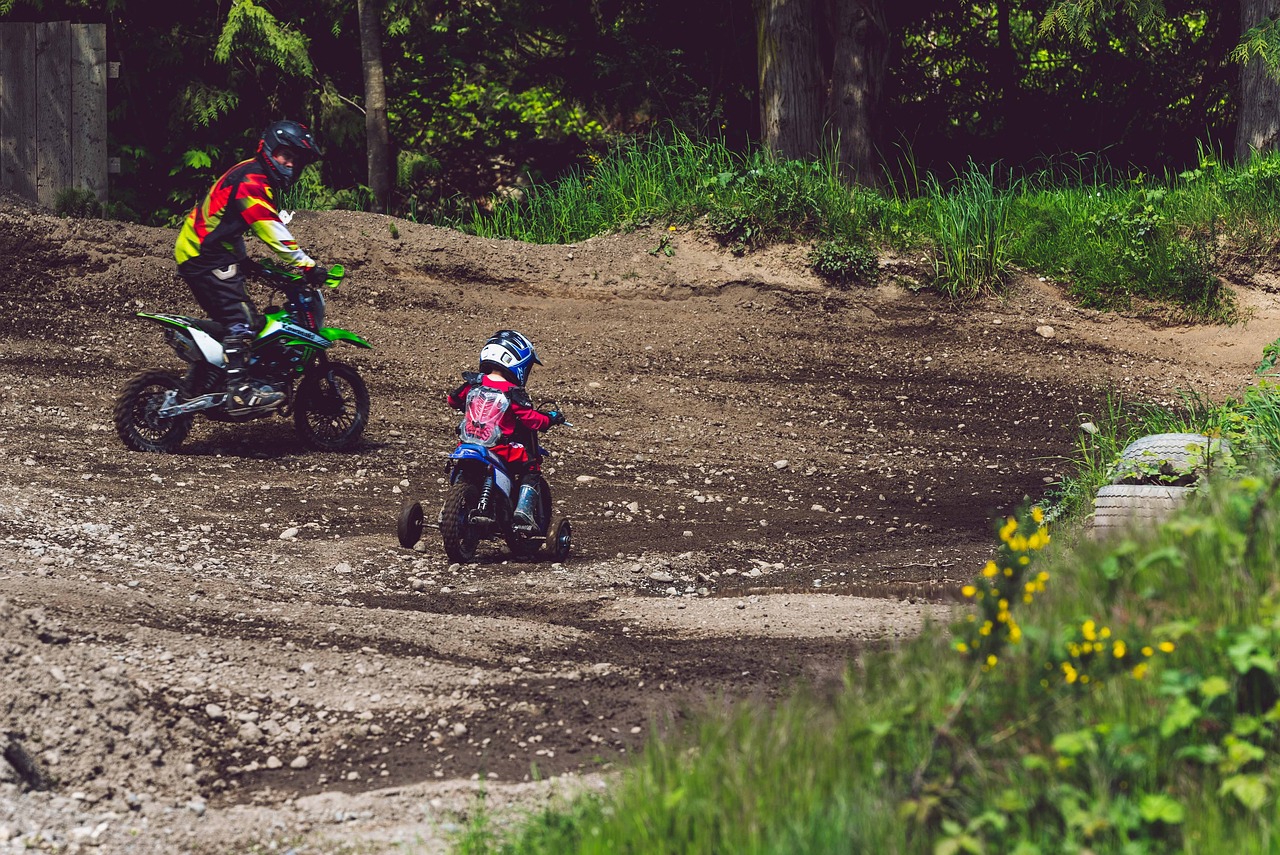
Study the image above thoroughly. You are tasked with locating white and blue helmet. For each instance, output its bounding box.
[479,330,542,385]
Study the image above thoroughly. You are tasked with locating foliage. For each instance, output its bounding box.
[214,0,313,76]
[808,240,879,288]
[923,162,1017,297]
[53,188,102,219]
[455,467,1280,853]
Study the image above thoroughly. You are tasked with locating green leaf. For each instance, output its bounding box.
[1052,729,1096,757]
[1219,774,1269,811]
[182,150,213,170]
[1222,737,1266,773]
[1199,675,1230,701]
[1174,743,1223,765]
[1160,695,1200,738]
[1138,793,1185,825]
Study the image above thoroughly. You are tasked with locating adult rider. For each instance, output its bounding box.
[173,119,324,413]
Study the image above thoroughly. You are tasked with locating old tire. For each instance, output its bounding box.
[1116,433,1229,477]
[1092,484,1195,540]
[440,481,480,564]
[545,516,572,562]
[397,499,424,549]
[113,370,193,453]
[294,361,369,451]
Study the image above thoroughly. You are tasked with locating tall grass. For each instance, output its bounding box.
[429,132,1280,316]
[924,162,1017,296]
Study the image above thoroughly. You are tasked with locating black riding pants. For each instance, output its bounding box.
[179,262,256,338]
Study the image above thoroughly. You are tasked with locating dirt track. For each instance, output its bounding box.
[0,200,1275,852]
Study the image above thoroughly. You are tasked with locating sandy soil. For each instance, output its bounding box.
[0,197,1277,853]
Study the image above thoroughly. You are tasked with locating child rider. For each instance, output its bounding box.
[446,330,566,533]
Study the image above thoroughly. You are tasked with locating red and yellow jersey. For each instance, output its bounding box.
[174,158,316,274]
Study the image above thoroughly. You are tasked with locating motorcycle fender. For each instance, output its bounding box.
[318,327,372,349]
[137,313,225,367]
[449,445,512,496]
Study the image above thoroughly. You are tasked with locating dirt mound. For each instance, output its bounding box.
[1,194,1277,852]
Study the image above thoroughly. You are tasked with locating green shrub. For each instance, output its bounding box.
[808,239,878,287]
[705,206,760,255]
[54,187,104,219]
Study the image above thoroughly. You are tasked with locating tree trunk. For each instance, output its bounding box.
[357,0,391,212]
[825,0,887,185]
[1236,0,1280,163]
[755,0,823,160]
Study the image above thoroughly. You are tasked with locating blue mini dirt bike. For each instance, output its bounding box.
[397,390,572,563]
[113,260,371,453]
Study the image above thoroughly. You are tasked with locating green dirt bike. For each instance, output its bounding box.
[113,259,372,453]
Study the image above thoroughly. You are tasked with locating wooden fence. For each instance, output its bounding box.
[0,22,107,207]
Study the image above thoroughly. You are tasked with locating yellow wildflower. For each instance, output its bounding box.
[956,642,969,653]
[1082,620,1097,641]
[1032,507,1045,524]
[983,561,998,578]
[1100,626,1111,640]
[961,585,976,598]
[1142,646,1154,657]
[1131,663,1149,680]
[987,654,998,668]
[1158,641,1176,653]
[1113,641,1127,659]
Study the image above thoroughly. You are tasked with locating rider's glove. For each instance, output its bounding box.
[303,264,326,286]
[544,409,567,426]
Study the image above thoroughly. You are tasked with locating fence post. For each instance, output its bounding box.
[72,24,107,202]
[35,21,71,209]
[0,23,38,201]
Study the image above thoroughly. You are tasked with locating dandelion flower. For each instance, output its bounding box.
[1131,663,1148,679]
[1158,641,1176,653]
[1142,646,1154,657]
[961,585,976,598]
[1112,640,1127,658]
[1032,507,1045,523]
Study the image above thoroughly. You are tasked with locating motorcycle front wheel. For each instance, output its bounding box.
[294,360,369,451]
[113,370,193,453]
[440,481,481,564]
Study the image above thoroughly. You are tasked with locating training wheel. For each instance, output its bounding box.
[545,516,571,562]
[397,499,424,548]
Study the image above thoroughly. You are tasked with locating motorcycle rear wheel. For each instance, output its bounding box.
[113,370,193,453]
[441,481,481,564]
[397,499,424,549]
[294,361,369,451]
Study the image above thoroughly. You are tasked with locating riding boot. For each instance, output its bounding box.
[224,335,283,410]
[512,482,541,533]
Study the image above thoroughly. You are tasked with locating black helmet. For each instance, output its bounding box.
[256,120,321,191]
